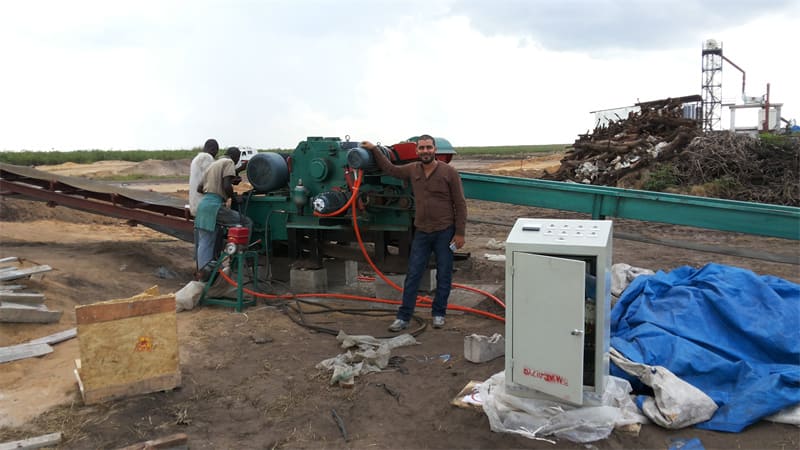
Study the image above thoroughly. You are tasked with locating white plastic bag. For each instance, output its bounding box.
[316,331,418,385]
[611,263,654,297]
[175,281,206,312]
[610,347,718,429]
[765,403,800,425]
[485,238,506,250]
[479,371,645,443]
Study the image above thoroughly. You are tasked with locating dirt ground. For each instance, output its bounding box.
[0,155,798,449]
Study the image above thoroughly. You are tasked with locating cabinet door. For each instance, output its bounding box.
[510,252,585,404]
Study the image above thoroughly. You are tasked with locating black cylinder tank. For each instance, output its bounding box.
[312,190,350,214]
[247,152,289,193]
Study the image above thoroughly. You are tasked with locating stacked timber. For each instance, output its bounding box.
[0,256,61,324]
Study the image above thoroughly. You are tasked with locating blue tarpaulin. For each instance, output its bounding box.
[610,263,800,432]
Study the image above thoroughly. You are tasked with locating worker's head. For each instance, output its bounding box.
[203,139,219,158]
[226,146,241,165]
[416,134,436,164]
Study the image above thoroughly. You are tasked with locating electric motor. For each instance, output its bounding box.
[247,152,290,193]
[312,190,349,214]
[346,146,392,171]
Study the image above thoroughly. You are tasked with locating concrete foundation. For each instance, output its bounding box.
[290,268,328,293]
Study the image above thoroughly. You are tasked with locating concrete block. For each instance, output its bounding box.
[374,273,404,301]
[327,260,359,287]
[0,302,62,323]
[267,256,290,282]
[464,333,505,363]
[290,268,328,293]
[419,269,436,293]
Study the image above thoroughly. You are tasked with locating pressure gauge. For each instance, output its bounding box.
[224,242,238,255]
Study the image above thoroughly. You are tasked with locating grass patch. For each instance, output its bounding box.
[690,176,741,198]
[643,164,679,191]
[758,132,798,149]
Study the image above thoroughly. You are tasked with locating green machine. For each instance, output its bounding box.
[238,136,443,270]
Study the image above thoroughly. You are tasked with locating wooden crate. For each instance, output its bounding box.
[74,287,180,404]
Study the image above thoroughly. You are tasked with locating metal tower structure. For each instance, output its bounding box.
[701,40,723,131]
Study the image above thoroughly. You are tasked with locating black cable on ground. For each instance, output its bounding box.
[282,298,428,338]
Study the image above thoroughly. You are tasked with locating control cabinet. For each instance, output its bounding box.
[504,218,612,405]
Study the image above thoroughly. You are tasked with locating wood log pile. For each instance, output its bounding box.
[675,132,799,206]
[544,97,701,186]
[544,98,800,206]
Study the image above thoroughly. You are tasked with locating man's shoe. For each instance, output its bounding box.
[432,316,445,329]
[388,319,409,332]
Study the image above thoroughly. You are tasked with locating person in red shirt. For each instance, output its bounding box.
[360,135,467,331]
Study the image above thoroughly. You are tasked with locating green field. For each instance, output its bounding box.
[0,144,568,166]
[0,149,199,166]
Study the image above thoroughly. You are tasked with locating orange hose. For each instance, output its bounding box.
[349,195,431,302]
[358,275,506,310]
[217,267,505,322]
[348,198,505,321]
[453,283,506,309]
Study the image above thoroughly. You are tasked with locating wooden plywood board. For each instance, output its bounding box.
[75,290,180,404]
[75,286,163,325]
[75,360,181,405]
[75,296,173,325]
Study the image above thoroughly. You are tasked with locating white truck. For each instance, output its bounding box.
[236,146,257,171]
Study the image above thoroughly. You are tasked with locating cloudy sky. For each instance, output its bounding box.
[1,0,798,151]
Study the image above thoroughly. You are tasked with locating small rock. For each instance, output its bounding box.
[251,332,274,344]
[156,267,177,279]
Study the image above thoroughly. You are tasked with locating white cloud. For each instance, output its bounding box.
[0,0,797,150]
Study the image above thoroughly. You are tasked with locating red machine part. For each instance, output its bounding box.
[390,142,419,162]
[227,226,249,245]
[390,142,453,164]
